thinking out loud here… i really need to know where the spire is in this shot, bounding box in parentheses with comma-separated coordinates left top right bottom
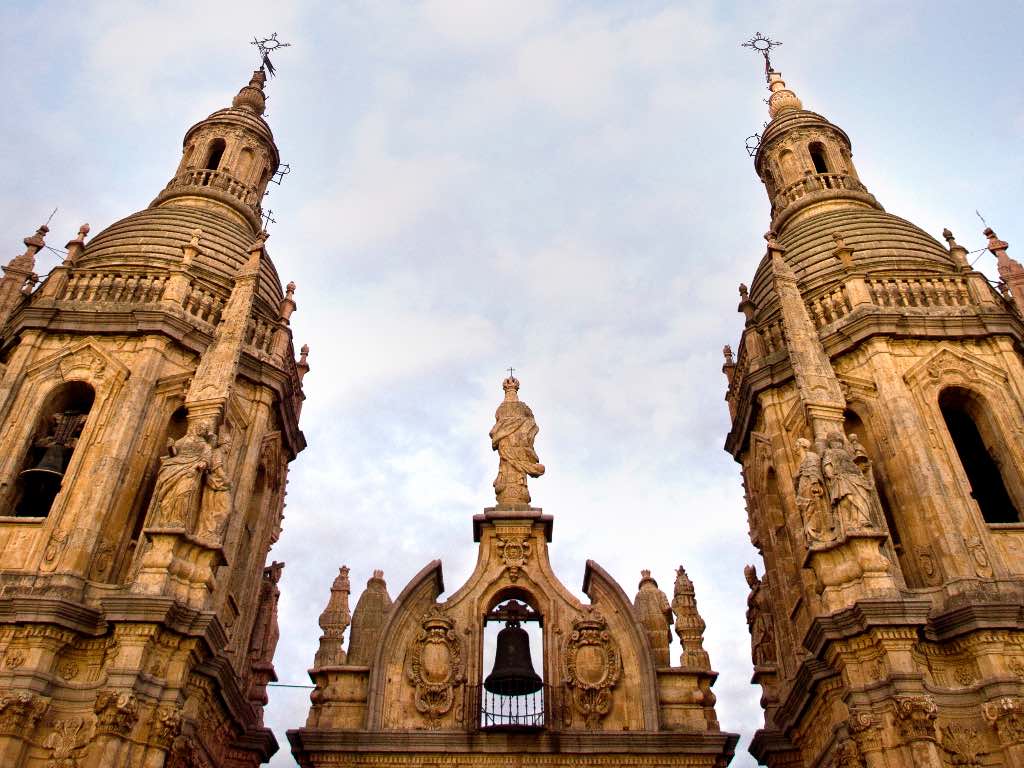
(232, 69, 267, 116)
(0, 224, 47, 329)
(766, 70, 803, 119)
(633, 570, 672, 667)
(313, 566, 352, 668)
(671, 566, 710, 670)
(347, 570, 392, 665)
(985, 227, 1024, 316)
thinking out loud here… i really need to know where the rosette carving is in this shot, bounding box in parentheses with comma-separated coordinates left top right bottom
(562, 608, 621, 728)
(406, 606, 464, 728)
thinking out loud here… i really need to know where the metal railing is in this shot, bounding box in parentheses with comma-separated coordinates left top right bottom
(473, 682, 549, 730)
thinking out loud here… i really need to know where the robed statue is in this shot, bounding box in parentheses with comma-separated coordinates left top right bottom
(489, 376, 545, 506)
(821, 431, 876, 531)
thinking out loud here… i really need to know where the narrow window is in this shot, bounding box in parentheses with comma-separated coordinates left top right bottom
(205, 138, 227, 172)
(809, 142, 829, 174)
(940, 389, 1021, 523)
(12, 382, 95, 517)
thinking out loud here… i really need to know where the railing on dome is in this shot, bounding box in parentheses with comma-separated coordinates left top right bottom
(472, 682, 550, 731)
(60, 272, 168, 304)
(773, 171, 865, 211)
(162, 168, 262, 211)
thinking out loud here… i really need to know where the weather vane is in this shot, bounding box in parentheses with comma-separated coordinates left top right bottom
(741, 32, 782, 83)
(271, 163, 291, 185)
(252, 33, 291, 77)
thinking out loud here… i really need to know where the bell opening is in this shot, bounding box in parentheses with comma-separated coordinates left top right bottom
(480, 598, 546, 730)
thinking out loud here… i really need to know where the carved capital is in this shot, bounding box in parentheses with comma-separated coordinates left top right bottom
(893, 694, 938, 742)
(848, 709, 881, 752)
(94, 689, 139, 736)
(151, 704, 183, 749)
(0, 691, 48, 736)
(984, 696, 1024, 745)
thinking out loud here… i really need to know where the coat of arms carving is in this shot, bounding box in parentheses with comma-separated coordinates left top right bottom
(406, 605, 465, 728)
(561, 608, 621, 729)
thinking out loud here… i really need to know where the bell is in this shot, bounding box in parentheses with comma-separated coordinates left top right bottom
(484, 621, 543, 696)
(16, 445, 66, 517)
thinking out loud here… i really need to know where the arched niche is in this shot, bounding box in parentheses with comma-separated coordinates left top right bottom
(9, 381, 95, 518)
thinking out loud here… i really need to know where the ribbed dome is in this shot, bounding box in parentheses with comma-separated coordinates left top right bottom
(748, 208, 957, 312)
(78, 205, 284, 312)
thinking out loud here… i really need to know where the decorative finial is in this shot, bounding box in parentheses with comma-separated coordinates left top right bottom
(942, 228, 970, 269)
(738, 283, 749, 300)
(297, 344, 310, 383)
(723, 345, 735, 366)
(279, 281, 297, 322)
(741, 33, 782, 82)
(232, 68, 268, 116)
(252, 33, 291, 78)
(490, 374, 544, 506)
(64, 224, 89, 265)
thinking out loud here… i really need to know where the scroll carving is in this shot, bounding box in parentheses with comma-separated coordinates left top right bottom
(0, 691, 48, 735)
(893, 694, 938, 742)
(984, 696, 1024, 745)
(562, 608, 621, 729)
(94, 689, 139, 736)
(496, 535, 531, 581)
(406, 606, 464, 728)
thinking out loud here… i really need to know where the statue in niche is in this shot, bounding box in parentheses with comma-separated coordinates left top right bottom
(794, 437, 836, 545)
(821, 431, 876, 532)
(196, 428, 233, 543)
(489, 376, 545, 506)
(147, 420, 233, 544)
(744, 565, 776, 668)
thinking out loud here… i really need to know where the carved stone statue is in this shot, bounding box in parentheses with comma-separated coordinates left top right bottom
(633, 570, 672, 667)
(794, 437, 835, 545)
(348, 570, 392, 665)
(745, 565, 776, 668)
(821, 431, 876, 531)
(247, 561, 283, 708)
(148, 423, 214, 529)
(489, 376, 544, 506)
(196, 428, 233, 543)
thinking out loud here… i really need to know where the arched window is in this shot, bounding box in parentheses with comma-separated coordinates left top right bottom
(11, 381, 95, 517)
(205, 138, 227, 172)
(809, 142, 829, 174)
(939, 388, 1022, 523)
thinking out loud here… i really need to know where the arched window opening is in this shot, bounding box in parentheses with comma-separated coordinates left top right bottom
(11, 382, 95, 517)
(809, 142, 829, 174)
(204, 138, 227, 174)
(940, 388, 1021, 524)
(481, 594, 545, 730)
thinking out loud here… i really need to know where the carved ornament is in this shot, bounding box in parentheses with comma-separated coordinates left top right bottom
(496, 535, 531, 581)
(983, 696, 1024, 745)
(94, 689, 139, 736)
(893, 694, 938, 742)
(940, 722, 984, 768)
(44, 717, 91, 768)
(0, 691, 48, 735)
(151, 704, 183, 748)
(406, 606, 465, 728)
(562, 607, 621, 729)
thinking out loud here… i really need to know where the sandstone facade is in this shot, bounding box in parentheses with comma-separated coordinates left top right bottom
(0, 68, 306, 767)
(725, 67, 1024, 767)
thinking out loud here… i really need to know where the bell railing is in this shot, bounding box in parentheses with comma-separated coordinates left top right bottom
(471, 681, 551, 731)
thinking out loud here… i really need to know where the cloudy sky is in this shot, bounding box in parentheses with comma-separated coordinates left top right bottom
(3, 1, 1024, 765)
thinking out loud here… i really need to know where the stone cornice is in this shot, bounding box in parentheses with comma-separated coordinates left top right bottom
(288, 729, 740, 757)
(0, 595, 105, 635)
(924, 602, 1024, 642)
(803, 598, 932, 656)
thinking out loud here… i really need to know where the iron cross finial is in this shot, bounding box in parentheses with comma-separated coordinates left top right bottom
(507, 367, 515, 378)
(741, 32, 782, 83)
(252, 33, 291, 77)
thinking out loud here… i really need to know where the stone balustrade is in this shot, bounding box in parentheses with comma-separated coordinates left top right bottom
(773, 172, 865, 213)
(163, 168, 262, 212)
(759, 317, 787, 356)
(181, 282, 225, 325)
(866, 276, 972, 309)
(807, 285, 852, 330)
(60, 271, 167, 303)
(245, 316, 277, 356)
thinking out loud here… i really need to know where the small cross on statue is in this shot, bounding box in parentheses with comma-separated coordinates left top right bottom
(741, 32, 782, 83)
(507, 367, 516, 379)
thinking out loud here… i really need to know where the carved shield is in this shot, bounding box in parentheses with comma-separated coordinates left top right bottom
(421, 640, 452, 685)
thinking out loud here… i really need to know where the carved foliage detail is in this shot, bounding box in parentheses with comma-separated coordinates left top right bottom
(45, 718, 91, 768)
(562, 608, 621, 729)
(94, 689, 139, 736)
(0, 691, 48, 735)
(406, 606, 464, 728)
(984, 696, 1024, 745)
(893, 694, 938, 743)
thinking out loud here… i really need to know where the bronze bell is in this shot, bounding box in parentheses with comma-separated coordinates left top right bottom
(484, 620, 543, 696)
(16, 445, 66, 517)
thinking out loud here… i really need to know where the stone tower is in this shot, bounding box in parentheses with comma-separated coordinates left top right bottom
(0, 68, 306, 767)
(724, 59, 1024, 767)
(291, 377, 737, 767)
